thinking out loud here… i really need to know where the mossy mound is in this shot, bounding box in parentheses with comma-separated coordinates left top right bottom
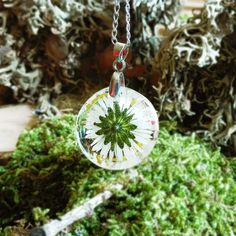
(0, 115, 236, 235)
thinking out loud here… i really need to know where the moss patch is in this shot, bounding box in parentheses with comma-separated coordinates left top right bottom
(0, 115, 236, 235)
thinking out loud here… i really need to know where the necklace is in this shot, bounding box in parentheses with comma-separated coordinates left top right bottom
(76, 0, 159, 170)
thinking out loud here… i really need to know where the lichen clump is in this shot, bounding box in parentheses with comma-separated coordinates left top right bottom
(0, 115, 236, 235)
(153, 0, 236, 155)
(0, 0, 180, 116)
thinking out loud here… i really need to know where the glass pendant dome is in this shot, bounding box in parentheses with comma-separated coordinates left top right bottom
(76, 87, 159, 170)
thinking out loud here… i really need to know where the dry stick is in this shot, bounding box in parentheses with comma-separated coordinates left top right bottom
(30, 184, 123, 236)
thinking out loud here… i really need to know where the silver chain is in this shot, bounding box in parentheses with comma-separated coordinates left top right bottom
(111, 0, 131, 46)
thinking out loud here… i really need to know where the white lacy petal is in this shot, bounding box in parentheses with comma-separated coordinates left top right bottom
(100, 142, 111, 158)
(122, 144, 130, 160)
(134, 128, 153, 136)
(123, 145, 137, 161)
(92, 103, 105, 117)
(108, 150, 114, 161)
(97, 99, 108, 115)
(85, 125, 100, 133)
(131, 131, 150, 145)
(104, 95, 113, 109)
(130, 118, 150, 130)
(130, 139, 143, 154)
(114, 144, 123, 161)
(86, 110, 100, 125)
(91, 136, 105, 152)
(85, 131, 97, 139)
(119, 96, 131, 110)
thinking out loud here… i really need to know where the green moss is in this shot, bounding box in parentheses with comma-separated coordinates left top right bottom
(0, 115, 236, 236)
(0, 115, 82, 226)
(73, 130, 236, 236)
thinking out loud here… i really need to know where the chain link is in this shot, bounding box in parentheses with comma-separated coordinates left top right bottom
(111, 0, 131, 45)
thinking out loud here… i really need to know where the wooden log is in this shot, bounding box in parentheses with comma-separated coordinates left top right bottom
(30, 184, 123, 236)
(0, 104, 37, 152)
(181, 0, 205, 15)
(183, 0, 205, 9)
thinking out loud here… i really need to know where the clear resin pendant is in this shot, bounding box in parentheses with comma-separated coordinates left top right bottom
(76, 87, 159, 170)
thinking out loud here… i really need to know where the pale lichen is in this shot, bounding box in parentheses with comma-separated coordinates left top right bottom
(153, 0, 236, 155)
(0, 0, 180, 116)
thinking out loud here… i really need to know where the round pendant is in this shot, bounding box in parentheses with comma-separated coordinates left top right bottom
(76, 87, 159, 170)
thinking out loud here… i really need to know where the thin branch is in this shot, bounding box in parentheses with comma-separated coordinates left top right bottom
(30, 184, 123, 236)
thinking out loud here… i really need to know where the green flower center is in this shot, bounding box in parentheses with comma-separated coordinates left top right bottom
(94, 102, 137, 151)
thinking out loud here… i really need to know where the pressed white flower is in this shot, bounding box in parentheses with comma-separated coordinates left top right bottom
(76, 87, 159, 170)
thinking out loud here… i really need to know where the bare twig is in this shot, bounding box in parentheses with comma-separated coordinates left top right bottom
(30, 184, 123, 236)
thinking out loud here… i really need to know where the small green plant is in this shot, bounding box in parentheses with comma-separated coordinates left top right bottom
(95, 103, 137, 150)
(32, 207, 50, 225)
